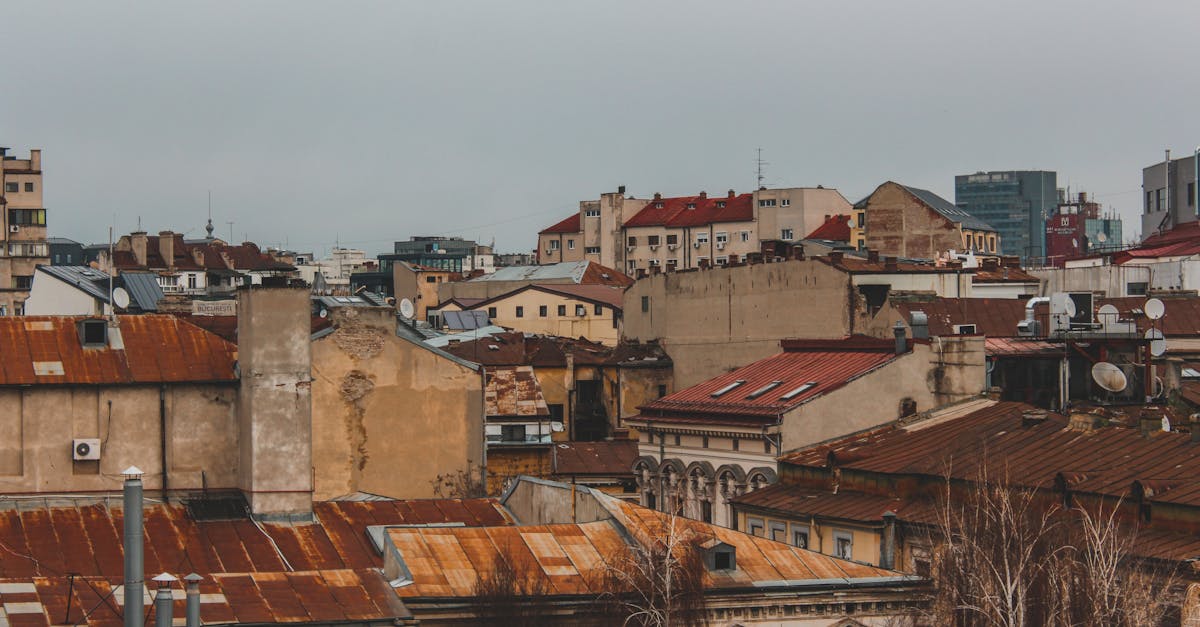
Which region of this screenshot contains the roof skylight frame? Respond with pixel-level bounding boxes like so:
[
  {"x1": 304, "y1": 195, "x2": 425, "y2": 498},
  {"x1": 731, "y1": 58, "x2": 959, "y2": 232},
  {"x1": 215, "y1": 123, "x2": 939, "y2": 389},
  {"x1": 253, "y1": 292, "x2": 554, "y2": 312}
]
[
  {"x1": 780, "y1": 381, "x2": 819, "y2": 401},
  {"x1": 745, "y1": 380, "x2": 784, "y2": 400},
  {"x1": 710, "y1": 379, "x2": 746, "y2": 398}
]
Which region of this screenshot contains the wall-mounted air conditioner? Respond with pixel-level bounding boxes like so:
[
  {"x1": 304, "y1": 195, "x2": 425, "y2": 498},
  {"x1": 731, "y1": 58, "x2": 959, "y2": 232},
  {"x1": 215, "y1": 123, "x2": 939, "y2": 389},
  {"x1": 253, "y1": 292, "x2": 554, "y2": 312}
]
[
  {"x1": 693, "y1": 242, "x2": 701, "y2": 248},
  {"x1": 716, "y1": 242, "x2": 726, "y2": 250},
  {"x1": 73, "y1": 438, "x2": 101, "y2": 461},
  {"x1": 8, "y1": 226, "x2": 18, "y2": 233},
  {"x1": 668, "y1": 244, "x2": 679, "y2": 251},
  {"x1": 649, "y1": 245, "x2": 658, "y2": 251}
]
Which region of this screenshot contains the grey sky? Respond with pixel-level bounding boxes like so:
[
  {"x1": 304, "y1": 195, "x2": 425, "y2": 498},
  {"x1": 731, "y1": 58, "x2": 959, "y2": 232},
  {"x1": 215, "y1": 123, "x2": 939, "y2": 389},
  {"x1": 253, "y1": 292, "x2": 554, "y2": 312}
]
[{"x1": 4, "y1": 1, "x2": 1199, "y2": 256}]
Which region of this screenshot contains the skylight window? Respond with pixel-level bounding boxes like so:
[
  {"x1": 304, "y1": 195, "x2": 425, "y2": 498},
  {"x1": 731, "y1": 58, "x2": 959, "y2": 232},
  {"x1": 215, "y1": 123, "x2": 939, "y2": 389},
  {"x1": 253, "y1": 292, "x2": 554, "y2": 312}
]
[
  {"x1": 711, "y1": 379, "x2": 746, "y2": 397},
  {"x1": 745, "y1": 380, "x2": 783, "y2": 399},
  {"x1": 780, "y1": 382, "x2": 818, "y2": 401}
]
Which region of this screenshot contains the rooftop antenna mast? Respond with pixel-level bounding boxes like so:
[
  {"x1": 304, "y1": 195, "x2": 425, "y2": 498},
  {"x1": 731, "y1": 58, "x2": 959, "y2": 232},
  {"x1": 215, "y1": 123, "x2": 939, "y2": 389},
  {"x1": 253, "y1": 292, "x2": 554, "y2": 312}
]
[{"x1": 756, "y1": 148, "x2": 768, "y2": 190}]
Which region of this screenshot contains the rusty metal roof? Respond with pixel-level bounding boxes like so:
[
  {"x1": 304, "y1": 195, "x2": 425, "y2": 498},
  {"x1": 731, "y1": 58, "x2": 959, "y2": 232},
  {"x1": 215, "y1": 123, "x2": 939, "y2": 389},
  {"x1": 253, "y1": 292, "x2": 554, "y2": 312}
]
[
  {"x1": 634, "y1": 338, "x2": 900, "y2": 423},
  {"x1": 551, "y1": 441, "x2": 639, "y2": 476},
  {"x1": 0, "y1": 315, "x2": 237, "y2": 386},
  {"x1": 779, "y1": 401, "x2": 1200, "y2": 508},
  {"x1": 0, "y1": 498, "x2": 510, "y2": 625},
  {"x1": 386, "y1": 490, "x2": 902, "y2": 600},
  {"x1": 0, "y1": 569, "x2": 412, "y2": 627},
  {"x1": 984, "y1": 338, "x2": 1065, "y2": 357},
  {"x1": 485, "y1": 366, "x2": 550, "y2": 417}
]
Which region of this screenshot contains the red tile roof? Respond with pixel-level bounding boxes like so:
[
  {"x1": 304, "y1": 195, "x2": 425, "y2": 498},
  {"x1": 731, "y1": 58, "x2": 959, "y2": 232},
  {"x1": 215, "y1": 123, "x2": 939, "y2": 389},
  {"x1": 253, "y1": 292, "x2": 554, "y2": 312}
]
[
  {"x1": 538, "y1": 213, "x2": 581, "y2": 234},
  {"x1": 110, "y1": 236, "x2": 294, "y2": 273},
  {"x1": 634, "y1": 337, "x2": 901, "y2": 424},
  {"x1": 624, "y1": 193, "x2": 753, "y2": 228},
  {"x1": 0, "y1": 316, "x2": 237, "y2": 386},
  {"x1": 806, "y1": 214, "x2": 851, "y2": 241},
  {"x1": 552, "y1": 440, "x2": 639, "y2": 476}
]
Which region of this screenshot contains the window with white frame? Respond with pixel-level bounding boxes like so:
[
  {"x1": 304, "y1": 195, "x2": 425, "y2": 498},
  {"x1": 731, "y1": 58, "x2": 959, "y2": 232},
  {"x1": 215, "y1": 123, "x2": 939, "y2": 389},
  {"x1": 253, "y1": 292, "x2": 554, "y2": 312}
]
[
  {"x1": 834, "y1": 531, "x2": 853, "y2": 560},
  {"x1": 740, "y1": 231, "x2": 751, "y2": 242},
  {"x1": 585, "y1": 246, "x2": 600, "y2": 254},
  {"x1": 715, "y1": 232, "x2": 728, "y2": 244},
  {"x1": 627, "y1": 260, "x2": 637, "y2": 271},
  {"x1": 793, "y1": 528, "x2": 809, "y2": 549},
  {"x1": 584, "y1": 208, "x2": 600, "y2": 217},
  {"x1": 715, "y1": 256, "x2": 728, "y2": 265},
  {"x1": 758, "y1": 199, "x2": 777, "y2": 208},
  {"x1": 649, "y1": 259, "x2": 661, "y2": 266},
  {"x1": 781, "y1": 198, "x2": 791, "y2": 207},
  {"x1": 696, "y1": 232, "x2": 709, "y2": 243},
  {"x1": 549, "y1": 240, "x2": 560, "y2": 250},
  {"x1": 781, "y1": 228, "x2": 794, "y2": 240},
  {"x1": 567, "y1": 240, "x2": 575, "y2": 250}
]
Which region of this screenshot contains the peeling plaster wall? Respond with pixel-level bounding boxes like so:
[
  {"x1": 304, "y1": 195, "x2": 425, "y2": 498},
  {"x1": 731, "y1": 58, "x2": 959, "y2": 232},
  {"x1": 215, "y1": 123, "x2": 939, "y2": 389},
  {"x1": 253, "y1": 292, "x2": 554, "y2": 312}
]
[
  {"x1": 311, "y1": 306, "x2": 484, "y2": 500},
  {"x1": 863, "y1": 182, "x2": 965, "y2": 260}
]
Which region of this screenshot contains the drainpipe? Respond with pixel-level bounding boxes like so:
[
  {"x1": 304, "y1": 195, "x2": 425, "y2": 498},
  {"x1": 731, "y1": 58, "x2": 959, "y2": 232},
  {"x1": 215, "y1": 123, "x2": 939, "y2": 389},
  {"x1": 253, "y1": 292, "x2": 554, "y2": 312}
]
[
  {"x1": 123, "y1": 467, "x2": 145, "y2": 627},
  {"x1": 184, "y1": 574, "x2": 202, "y2": 627},
  {"x1": 152, "y1": 574, "x2": 176, "y2": 627},
  {"x1": 159, "y1": 385, "x2": 168, "y2": 503}
]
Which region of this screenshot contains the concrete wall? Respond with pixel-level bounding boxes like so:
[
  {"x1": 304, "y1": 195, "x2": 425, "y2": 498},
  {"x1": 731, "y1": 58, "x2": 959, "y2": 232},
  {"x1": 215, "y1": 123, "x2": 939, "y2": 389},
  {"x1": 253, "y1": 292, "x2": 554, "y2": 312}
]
[
  {"x1": 310, "y1": 306, "x2": 484, "y2": 500},
  {"x1": 24, "y1": 270, "x2": 105, "y2": 316},
  {"x1": 864, "y1": 182, "x2": 965, "y2": 260},
  {"x1": 237, "y1": 286, "x2": 313, "y2": 517},
  {"x1": 0, "y1": 383, "x2": 238, "y2": 494},
  {"x1": 622, "y1": 259, "x2": 868, "y2": 387},
  {"x1": 1030, "y1": 264, "x2": 1152, "y2": 298},
  {"x1": 756, "y1": 188, "x2": 854, "y2": 242},
  {"x1": 780, "y1": 338, "x2": 986, "y2": 453},
  {"x1": 501, "y1": 477, "x2": 613, "y2": 525},
  {"x1": 475, "y1": 289, "x2": 620, "y2": 345}
]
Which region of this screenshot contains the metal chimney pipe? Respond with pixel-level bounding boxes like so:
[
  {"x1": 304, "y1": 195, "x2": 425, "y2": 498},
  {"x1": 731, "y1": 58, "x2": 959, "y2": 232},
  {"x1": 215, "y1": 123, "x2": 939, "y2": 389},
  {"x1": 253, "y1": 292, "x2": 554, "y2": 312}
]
[
  {"x1": 123, "y1": 466, "x2": 145, "y2": 627},
  {"x1": 184, "y1": 574, "x2": 202, "y2": 627},
  {"x1": 152, "y1": 574, "x2": 176, "y2": 627},
  {"x1": 893, "y1": 321, "x2": 907, "y2": 354}
]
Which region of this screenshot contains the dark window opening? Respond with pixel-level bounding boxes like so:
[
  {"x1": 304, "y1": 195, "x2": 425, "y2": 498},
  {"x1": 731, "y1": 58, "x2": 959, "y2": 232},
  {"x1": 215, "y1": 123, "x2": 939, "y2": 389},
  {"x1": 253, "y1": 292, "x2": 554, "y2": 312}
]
[
  {"x1": 557, "y1": 304, "x2": 567, "y2": 316},
  {"x1": 539, "y1": 305, "x2": 548, "y2": 317},
  {"x1": 500, "y1": 424, "x2": 526, "y2": 442},
  {"x1": 657, "y1": 384, "x2": 667, "y2": 398},
  {"x1": 594, "y1": 304, "x2": 603, "y2": 315},
  {"x1": 515, "y1": 306, "x2": 524, "y2": 318}
]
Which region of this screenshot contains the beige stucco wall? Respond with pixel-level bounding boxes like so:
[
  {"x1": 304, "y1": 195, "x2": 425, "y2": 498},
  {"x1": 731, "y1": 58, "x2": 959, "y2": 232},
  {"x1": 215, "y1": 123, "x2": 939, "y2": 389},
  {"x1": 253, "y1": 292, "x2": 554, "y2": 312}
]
[
  {"x1": 477, "y1": 289, "x2": 620, "y2": 345},
  {"x1": 394, "y1": 264, "x2": 454, "y2": 319},
  {"x1": 0, "y1": 383, "x2": 238, "y2": 494},
  {"x1": 622, "y1": 259, "x2": 872, "y2": 387},
  {"x1": 1, "y1": 149, "x2": 47, "y2": 315},
  {"x1": 756, "y1": 188, "x2": 854, "y2": 242},
  {"x1": 311, "y1": 307, "x2": 484, "y2": 500},
  {"x1": 780, "y1": 339, "x2": 985, "y2": 453}
]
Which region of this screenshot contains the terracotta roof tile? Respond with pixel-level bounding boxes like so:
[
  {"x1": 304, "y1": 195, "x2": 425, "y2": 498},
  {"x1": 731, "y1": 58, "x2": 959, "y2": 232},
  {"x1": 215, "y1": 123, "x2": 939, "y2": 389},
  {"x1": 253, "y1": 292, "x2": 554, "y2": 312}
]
[
  {"x1": 539, "y1": 213, "x2": 581, "y2": 234},
  {"x1": 806, "y1": 214, "x2": 851, "y2": 241},
  {"x1": 624, "y1": 194, "x2": 753, "y2": 228}
]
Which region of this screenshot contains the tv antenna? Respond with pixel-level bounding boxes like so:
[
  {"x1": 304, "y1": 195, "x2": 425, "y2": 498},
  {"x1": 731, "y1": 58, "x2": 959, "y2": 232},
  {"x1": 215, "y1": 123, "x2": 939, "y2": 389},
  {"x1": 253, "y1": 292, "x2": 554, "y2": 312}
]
[{"x1": 756, "y1": 148, "x2": 769, "y2": 189}]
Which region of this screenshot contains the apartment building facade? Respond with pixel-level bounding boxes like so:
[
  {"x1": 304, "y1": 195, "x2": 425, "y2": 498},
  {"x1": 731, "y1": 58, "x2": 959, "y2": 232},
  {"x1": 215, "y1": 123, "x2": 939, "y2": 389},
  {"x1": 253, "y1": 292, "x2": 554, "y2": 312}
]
[
  {"x1": 538, "y1": 186, "x2": 853, "y2": 274},
  {"x1": 954, "y1": 170, "x2": 1056, "y2": 258},
  {"x1": 0, "y1": 147, "x2": 48, "y2": 315}
]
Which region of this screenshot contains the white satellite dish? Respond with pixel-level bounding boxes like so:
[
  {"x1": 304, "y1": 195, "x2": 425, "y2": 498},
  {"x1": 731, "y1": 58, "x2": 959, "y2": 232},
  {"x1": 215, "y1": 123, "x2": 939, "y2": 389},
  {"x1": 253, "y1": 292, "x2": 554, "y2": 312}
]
[
  {"x1": 1097, "y1": 232, "x2": 1108, "y2": 243},
  {"x1": 1145, "y1": 297, "x2": 1166, "y2": 321},
  {"x1": 1072, "y1": 238, "x2": 1079, "y2": 249},
  {"x1": 846, "y1": 218, "x2": 857, "y2": 229},
  {"x1": 318, "y1": 308, "x2": 328, "y2": 319},
  {"x1": 1063, "y1": 296, "x2": 1077, "y2": 319},
  {"x1": 1146, "y1": 328, "x2": 1167, "y2": 357},
  {"x1": 1091, "y1": 362, "x2": 1128, "y2": 393},
  {"x1": 1097, "y1": 303, "x2": 1119, "y2": 323},
  {"x1": 399, "y1": 298, "x2": 416, "y2": 319},
  {"x1": 111, "y1": 287, "x2": 130, "y2": 310}
]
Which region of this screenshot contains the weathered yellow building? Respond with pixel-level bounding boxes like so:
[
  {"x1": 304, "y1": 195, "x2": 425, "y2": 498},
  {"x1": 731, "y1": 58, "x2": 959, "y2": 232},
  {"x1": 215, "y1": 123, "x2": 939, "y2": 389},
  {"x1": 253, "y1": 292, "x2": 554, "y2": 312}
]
[{"x1": 434, "y1": 283, "x2": 624, "y2": 345}]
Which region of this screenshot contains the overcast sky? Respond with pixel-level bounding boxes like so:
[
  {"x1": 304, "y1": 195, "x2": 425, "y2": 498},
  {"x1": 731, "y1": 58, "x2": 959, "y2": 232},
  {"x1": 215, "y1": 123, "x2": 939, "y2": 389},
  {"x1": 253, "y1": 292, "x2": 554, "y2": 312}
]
[{"x1": 4, "y1": 1, "x2": 1199, "y2": 256}]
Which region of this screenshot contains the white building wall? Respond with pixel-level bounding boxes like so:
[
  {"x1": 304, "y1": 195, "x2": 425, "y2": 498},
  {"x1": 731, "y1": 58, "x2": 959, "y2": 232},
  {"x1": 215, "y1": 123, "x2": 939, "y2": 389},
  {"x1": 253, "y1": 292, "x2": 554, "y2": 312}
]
[{"x1": 24, "y1": 270, "x2": 106, "y2": 315}]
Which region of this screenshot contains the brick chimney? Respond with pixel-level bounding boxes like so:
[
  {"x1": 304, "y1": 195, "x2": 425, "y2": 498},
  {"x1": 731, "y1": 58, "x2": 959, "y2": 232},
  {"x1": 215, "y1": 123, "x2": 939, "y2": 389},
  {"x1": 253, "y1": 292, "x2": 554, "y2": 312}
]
[
  {"x1": 158, "y1": 231, "x2": 175, "y2": 268},
  {"x1": 727, "y1": 189, "x2": 735, "y2": 198},
  {"x1": 698, "y1": 191, "x2": 707, "y2": 200},
  {"x1": 884, "y1": 256, "x2": 899, "y2": 271},
  {"x1": 30, "y1": 149, "x2": 41, "y2": 171},
  {"x1": 653, "y1": 192, "x2": 662, "y2": 200},
  {"x1": 130, "y1": 232, "x2": 148, "y2": 267},
  {"x1": 867, "y1": 250, "x2": 880, "y2": 263}
]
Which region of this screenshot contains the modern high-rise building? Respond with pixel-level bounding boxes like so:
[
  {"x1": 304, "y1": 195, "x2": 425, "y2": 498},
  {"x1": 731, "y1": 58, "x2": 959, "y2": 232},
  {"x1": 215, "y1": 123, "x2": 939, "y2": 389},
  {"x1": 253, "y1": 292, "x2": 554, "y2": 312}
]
[
  {"x1": 0, "y1": 146, "x2": 48, "y2": 315},
  {"x1": 954, "y1": 170, "x2": 1057, "y2": 260}
]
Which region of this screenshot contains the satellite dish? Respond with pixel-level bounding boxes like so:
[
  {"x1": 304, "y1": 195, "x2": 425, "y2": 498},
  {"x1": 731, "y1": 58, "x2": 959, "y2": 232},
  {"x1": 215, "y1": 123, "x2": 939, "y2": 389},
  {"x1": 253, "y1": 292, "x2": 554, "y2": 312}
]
[
  {"x1": 1146, "y1": 328, "x2": 1167, "y2": 357},
  {"x1": 1145, "y1": 298, "x2": 1165, "y2": 321},
  {"x1": 111, "y1": 287, "x2": 130, "y2": 310},
  {"x1": 1092, "y1": 362, "x2": 1128, "y2": 393},
  {"x1": 1072, "y1": 238, "x2": 1079, "y2": 249},
  {"x1": 399, "y1": 298, "x2": 416, "y2": 319},
  {"x1": 318, "y1": 308, "x2": 328, "y2": 319},
  {"x1": 846, "y1": 218, "x2": 857, "y2": 229},
  {"x1": 1097, "y1": 232, "x2": 1108, "y2": 243},
  {"x1": 1097, "y1": 304, "x2": 1119, "y2": 323},
  {"x1": 1063, "y1": 296, "x2": 1077, "y2": 319}
]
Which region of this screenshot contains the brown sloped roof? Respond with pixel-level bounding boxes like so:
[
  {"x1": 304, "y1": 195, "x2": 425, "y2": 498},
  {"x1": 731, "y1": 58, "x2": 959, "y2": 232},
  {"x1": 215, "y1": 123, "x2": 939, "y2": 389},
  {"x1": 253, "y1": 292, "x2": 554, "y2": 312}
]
[
  {"x1": 552, "y1": 440, "x2": 639, "y2": 476},
  {"x1": 485, "y1": 366, "x2": 550, "y2": 417},
  {"x1": 0, "y1": 316, "x2": 237, "y2": 385},
  {"x1": 780, "y1": 401, "x2": 1200, "y2": 508}
]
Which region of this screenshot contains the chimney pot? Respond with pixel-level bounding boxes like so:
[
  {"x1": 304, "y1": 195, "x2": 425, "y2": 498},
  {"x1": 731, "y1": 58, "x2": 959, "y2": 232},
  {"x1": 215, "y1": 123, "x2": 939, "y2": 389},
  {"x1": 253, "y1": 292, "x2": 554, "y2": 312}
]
[
  {"x1": 699, "y1": 191, "x2": 707, "y2": 199},
  {"x1": 618, "y1": 185, "x2": 626, "y2": 195},
  {"x1": 893, "y1": 321, "x2": 907, "y2": 354},
  {"x1": 653, "y1": 192, "x2": 662, "y2": 200},
  {"x1": 728, "y1": 189, "x2": 735, "y2": 198}
]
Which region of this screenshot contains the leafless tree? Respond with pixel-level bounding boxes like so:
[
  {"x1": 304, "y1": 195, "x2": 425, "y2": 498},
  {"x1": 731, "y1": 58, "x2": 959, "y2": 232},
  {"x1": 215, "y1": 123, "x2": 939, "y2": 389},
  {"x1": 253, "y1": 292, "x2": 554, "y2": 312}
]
[
  {"x1": 925, "y1": 468, "x2": 1179, "y2": 626},
  {"x1": 470, "y1": 542, "x2": 552, "y2": 626},
  {"x1": 597, "y1": 513, "x2": 707, "y2": 627},
  {"x1": 430, "y1": 461, "x2": 488, "y2": 498}
]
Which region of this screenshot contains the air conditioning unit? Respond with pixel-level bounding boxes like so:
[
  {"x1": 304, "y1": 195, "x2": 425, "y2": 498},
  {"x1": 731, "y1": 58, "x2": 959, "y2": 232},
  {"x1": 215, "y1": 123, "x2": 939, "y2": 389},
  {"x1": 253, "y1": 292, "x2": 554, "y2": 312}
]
[
  {"x1": 693, "y1": 241, "x2": 701, "y2": 248},
  {"x1": 649, "y1": 244, "x2": 658, "y2": 251},
  {"x1": 668, "y1": 244, "x2": 679, "y2": 251},
  {"x1": 716, "y1": 242, "x2": 726, "y2": 250},
  {"x1": 8, "y1": 226, "x2": 18, "y2": 233},
  {"x1": 73, "y1": 438, "x2": 101, "y2": 461},
  {"x1": 544, "y1": 249, "x2": 553, "y2": 256},
  {"x1": 627, "y1": 246, "x2": 635, "y2": 252}
]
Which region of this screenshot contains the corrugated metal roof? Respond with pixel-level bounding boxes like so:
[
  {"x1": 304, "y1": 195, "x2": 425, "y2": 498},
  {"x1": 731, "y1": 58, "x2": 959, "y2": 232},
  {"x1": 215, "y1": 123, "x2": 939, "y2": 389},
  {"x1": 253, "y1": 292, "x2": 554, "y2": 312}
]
[
  {"x1": 442, "y1": 309, "x2": 490, "y2": 331},
  {"x1": 779, "y1": 401, "x2": 1200, "y2": 508},
  {"x1": 634, "y1": 338, "x2": 899, "y2": 422},
  {"x1": 0, "y1": 315, "x2": 237, "y2": 386},
  {"x1": 984, "y1": 338, "x2": 1065, "y2": 357},
  {"x1": 117, "y1": 272, "x2": 164, "y2": 311},
  {"x1": 485, "y1": 366, "x2": 550, "y2": 417},
  {"x1": 552, "y1": 441, "x2": 639, "y2": 476},
  {"x1": 466, "y1": 261, "x2": 632, "y2": 287},
  {"x1": 386, "y1": 488, "x2": 901, "y2": 600}
]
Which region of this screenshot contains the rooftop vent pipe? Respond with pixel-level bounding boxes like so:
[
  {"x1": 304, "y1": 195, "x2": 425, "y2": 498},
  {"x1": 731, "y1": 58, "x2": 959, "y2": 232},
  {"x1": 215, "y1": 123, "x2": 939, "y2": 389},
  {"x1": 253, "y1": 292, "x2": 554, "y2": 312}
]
[
  {"x1": 893, "y1": 321, "x2": 907, "y2": 354},
  {"x1": 123, "y1": 467, "x2": 145, "y2": 627}
]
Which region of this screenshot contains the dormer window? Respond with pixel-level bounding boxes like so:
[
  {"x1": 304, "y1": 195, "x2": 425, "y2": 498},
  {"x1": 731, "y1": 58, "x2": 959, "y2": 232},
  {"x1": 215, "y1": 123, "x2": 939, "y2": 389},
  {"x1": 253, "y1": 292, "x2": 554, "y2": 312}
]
[
  {"x1": 655, "y1": 202, "x2": 664, "y2": 209},
  {"x1": 702, "y1": 539, "x2": 736, "y2": 571},
  {"x1": 79, "y1": 319, "x2": 107, "y2": 348},
  {"x1": 686, "y1": 202, "x2": 696, "y2": 210},
  {"x1": 716, "y1": 201, "x2": 726, "y2": 208}
]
